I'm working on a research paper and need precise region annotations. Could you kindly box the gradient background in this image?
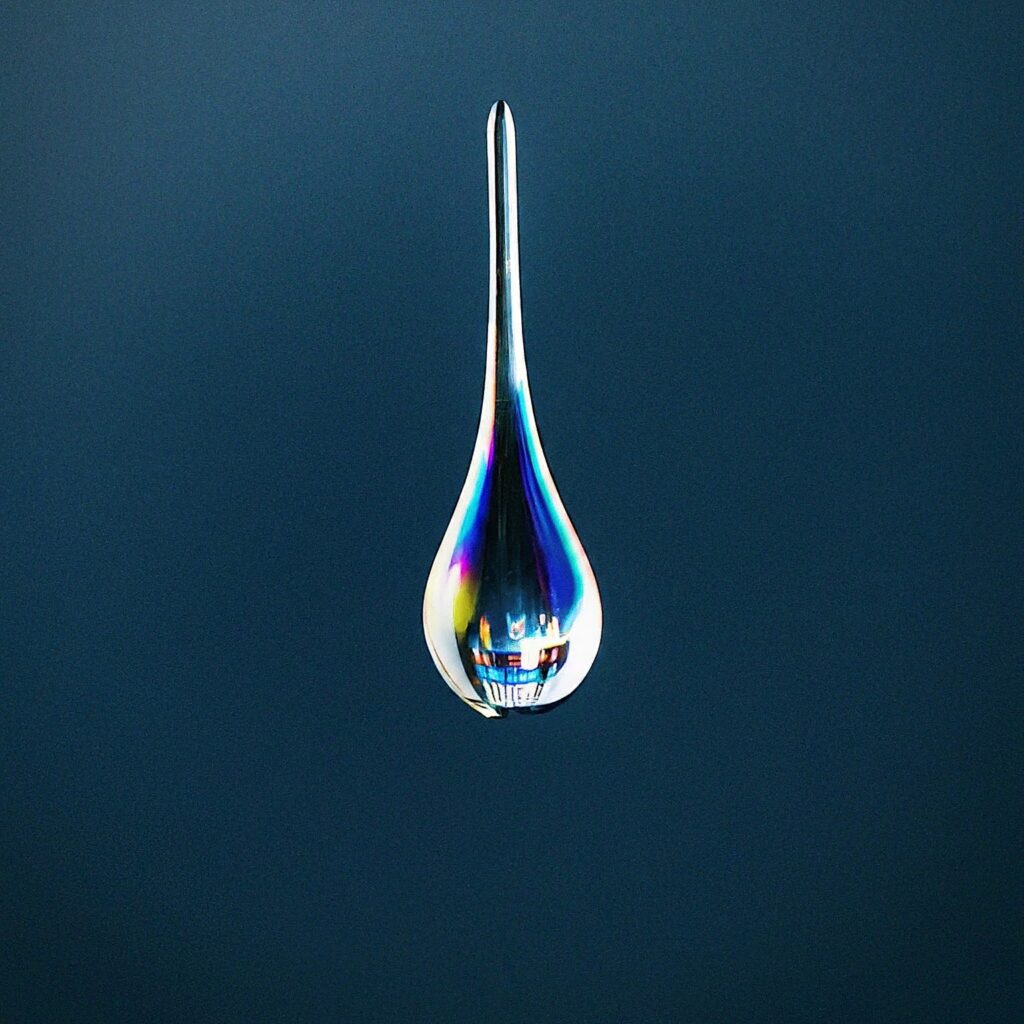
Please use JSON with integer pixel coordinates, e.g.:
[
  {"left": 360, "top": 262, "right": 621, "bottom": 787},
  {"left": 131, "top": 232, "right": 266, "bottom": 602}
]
[{"left": 2, "top": 4, "right": 1021, "bottom": 1021}]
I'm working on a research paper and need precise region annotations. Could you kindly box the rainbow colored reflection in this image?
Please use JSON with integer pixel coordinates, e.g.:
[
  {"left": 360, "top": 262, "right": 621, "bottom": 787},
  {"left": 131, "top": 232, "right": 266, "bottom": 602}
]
[{"left": 423, "top": 101, "right": 602, "bottom": 718}]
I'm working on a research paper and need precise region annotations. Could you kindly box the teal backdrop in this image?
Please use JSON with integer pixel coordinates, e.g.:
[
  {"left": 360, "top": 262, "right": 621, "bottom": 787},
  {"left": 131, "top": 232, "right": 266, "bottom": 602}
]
[{"left": 1, "top": 3, "right": 1021, "bottom": 1021}]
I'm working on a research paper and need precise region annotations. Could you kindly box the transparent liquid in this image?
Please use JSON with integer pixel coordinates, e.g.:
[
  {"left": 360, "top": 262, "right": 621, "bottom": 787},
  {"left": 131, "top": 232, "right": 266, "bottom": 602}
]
[{"left": 422, "top": 102, "right": 603, "bottom": 718}]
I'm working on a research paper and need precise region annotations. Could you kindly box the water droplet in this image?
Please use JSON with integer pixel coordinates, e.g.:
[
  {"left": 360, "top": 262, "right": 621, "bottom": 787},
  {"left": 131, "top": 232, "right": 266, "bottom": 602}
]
[{"left": 423, "top": 101, "right": 602, "bottom": 718}]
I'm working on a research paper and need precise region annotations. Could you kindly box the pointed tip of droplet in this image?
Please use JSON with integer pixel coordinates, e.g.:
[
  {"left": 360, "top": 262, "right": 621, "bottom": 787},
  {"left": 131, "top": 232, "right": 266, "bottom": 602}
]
[{"left": 488, "top": 100, "right": 515, "bottom": 131}]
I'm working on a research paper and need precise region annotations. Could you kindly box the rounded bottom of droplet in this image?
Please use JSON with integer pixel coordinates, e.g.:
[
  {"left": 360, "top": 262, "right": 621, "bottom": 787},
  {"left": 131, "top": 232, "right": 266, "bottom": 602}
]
[
  {"left": 463, "top": 686, "right": 581, "bottom": 719},
  {"left": 506, "top": 689, "right": 579, "bottom": 715}
]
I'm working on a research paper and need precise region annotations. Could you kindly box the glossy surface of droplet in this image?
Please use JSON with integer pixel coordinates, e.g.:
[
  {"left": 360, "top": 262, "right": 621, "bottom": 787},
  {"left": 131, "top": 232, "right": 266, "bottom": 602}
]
[{"left": 423, "top": 101, "right": 602, "bottom": 718}]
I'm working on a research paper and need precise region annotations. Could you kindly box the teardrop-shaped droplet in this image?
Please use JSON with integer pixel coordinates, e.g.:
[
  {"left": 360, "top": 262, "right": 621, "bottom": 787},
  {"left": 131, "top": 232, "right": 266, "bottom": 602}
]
[{"left": 423, "top": 101, "right": 602, "bottom": 718}]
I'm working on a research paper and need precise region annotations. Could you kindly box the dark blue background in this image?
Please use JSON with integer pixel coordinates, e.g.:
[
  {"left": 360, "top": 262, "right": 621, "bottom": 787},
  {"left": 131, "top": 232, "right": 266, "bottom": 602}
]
[{"left": 2, "top": 3, "right": 1021, "bottom": 1021}]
